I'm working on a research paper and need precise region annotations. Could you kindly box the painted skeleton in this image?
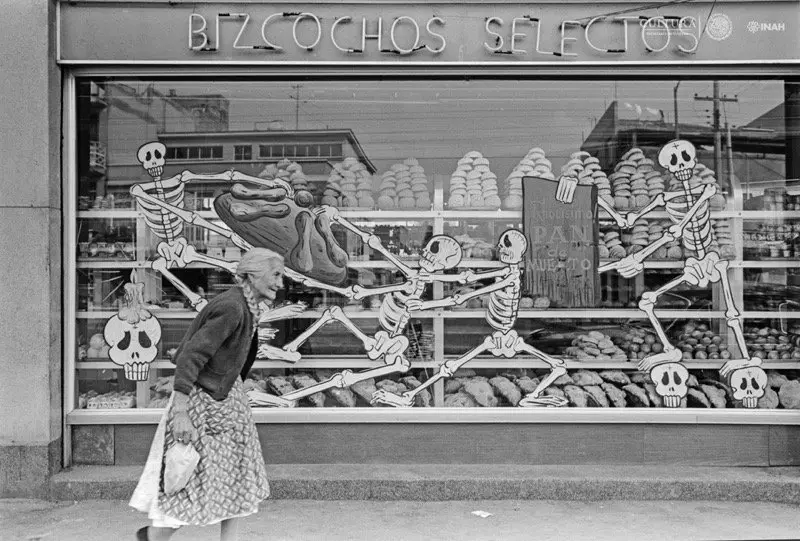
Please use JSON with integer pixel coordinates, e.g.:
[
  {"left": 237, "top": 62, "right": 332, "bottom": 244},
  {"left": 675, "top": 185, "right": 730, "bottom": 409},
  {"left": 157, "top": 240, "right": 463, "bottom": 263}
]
[
  {"left": 372, "top": 229, "right": 568, "bottom": 408},
  {"left": 558, "top": 139, "right": 764, "bottom": 408},
  {"left": 265, "top": 209, "right": 470, "bottom": 404},
  {"left": 131, "top": 141, "right": 338, "bottom": 367}
]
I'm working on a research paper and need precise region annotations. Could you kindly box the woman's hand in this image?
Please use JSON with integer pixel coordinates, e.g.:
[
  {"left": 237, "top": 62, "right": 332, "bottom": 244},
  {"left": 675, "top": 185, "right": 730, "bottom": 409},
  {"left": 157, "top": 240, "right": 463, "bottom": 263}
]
[
  {"left": 173, "top": 411, "right": 197, "bottom": 444},
  {"left": 172, "top": 392, "right": 197, "bottom": 444}
]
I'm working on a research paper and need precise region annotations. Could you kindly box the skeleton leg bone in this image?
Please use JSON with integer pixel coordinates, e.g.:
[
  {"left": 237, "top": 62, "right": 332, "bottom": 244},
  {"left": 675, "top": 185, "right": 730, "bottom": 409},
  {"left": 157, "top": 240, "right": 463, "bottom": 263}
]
[
  {"left": 715, "top": 259, "right": 764, "bottom": 377},
  {"left": 516, "top": 341, "right": 568, "bottom": 407},
  {"left": 283, "top": 305, "right": 374, "bottom": 353},
  {"left": 282, "top": 352, "right": 412, "bottom": 402},
  {"left": 150, "top": 257, "right": 207, "bottom": 310},
  {"left": 372, "top": 336, "right": 496, "bottom": 407},
  {"left": 637, "top": 275, "right": 690, "bottom": 372}
]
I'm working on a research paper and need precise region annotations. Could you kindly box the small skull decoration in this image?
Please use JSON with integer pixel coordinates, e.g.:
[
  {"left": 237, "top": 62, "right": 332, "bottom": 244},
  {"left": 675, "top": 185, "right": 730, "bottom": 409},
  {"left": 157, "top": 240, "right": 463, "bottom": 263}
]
[
  {"left": 728, "top": 367, "right": 767, "bottom": 409},
  {"left": 419, "top": 235, "right": 463, "bottom": 272},
  {"left": 137, "top": 141, "right": 166, "bottom": 178},
  {"left": 497, "top": 229, "right": 528, "bottom": 264},
  {"left": 658, "top": 139, "right": 696, "bottom": 182},
  {"left": 651, "top": 362, "right": 689, "bottom": 408},
  {"left": 103, "top": 273, "right": 162, "bottom": 381}
]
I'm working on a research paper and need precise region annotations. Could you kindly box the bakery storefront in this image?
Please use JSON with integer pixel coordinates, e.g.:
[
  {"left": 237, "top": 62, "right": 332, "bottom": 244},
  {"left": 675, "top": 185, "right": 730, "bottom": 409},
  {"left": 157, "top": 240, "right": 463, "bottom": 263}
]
[{"left": 59, "top": 1, "right": 800, "bottom": 467}]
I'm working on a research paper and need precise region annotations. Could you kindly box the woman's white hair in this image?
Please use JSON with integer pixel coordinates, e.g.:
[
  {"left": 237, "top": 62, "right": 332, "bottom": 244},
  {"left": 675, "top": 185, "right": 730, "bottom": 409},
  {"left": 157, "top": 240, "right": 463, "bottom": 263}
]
[
  {"left": 235, "top": 247, "right": 284, "bottom": 278},
  {"left": 234, "top": 248, "right": 285, "bottom": 326}
]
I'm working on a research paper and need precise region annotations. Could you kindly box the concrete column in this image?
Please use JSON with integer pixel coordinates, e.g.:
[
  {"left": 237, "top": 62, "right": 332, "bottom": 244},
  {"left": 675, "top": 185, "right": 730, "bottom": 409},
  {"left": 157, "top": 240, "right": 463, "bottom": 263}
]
[{"left": 0, "top": 0, "right": 62, "bottom": 498}]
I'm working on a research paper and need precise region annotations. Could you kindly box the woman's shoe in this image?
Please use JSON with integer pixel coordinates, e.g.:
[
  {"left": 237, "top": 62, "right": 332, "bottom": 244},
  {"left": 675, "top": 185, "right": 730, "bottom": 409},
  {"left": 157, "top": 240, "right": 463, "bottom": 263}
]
[{"left": 136, "top": 526, "right": 149, "bottom": 541}]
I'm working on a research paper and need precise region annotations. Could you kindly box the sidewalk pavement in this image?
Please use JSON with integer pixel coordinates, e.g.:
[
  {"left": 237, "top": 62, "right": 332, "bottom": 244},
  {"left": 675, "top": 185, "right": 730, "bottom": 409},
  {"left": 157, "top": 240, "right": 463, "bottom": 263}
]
[{"left": 2, "top": 498, "right": 800, "bottom": 541}]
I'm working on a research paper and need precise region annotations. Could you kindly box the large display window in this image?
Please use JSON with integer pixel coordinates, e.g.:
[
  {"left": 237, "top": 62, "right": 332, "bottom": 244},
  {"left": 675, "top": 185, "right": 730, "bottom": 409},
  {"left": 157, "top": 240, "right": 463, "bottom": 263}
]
[{"left": 66, "top": 77, "right": 800, "bottom": 419}]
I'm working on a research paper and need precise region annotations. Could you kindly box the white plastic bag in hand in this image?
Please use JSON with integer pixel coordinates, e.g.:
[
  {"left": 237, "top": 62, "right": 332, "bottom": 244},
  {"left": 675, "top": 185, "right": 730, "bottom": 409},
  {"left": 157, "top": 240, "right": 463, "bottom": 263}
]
[{"left": 164, "top": 442, "right": 200, "bottom": 494}]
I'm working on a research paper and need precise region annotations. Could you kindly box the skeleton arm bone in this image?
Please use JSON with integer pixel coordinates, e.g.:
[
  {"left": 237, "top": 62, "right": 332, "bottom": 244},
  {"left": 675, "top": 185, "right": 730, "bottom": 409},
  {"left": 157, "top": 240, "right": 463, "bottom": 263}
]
[
  {"left": 284, "top": 268, "right": 355, "bottom": 298},
  {"left": 454, "top": 268, "right": 511, "bottom": 284},
  {"left": 131, "top": 184, "right": 246, "bottom": 240},
  {"left": 597, "top": 197, "right": 631, "bottom": 229},
  {"left": 624, "top": 193, "right": 666, "bottom": 224},
  {"left": 411, "top": 275, "right": 516, "bottom": 310},
  {"left": 179, "top": 170, "right": 236, "bottom": 184},
  {"left": 350, "top": 283, "right": 413, "bottom": 300},
  {"left": 229, "top": 171, "right": 294, "bottom": 196},
  {"left": 318, "top": 207, "right": 414, "bottom": 276},
  {"left": 598, "top": 230, "right": 675, "bottom": 276}
]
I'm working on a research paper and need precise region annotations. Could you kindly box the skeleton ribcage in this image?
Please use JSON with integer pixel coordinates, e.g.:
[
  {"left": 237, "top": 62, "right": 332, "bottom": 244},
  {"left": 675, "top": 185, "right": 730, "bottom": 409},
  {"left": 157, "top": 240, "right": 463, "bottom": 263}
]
[
  {"left": 486, "top": 283, "right": 520, "bottom": 332},
  {"left": 665, "top": 197, "right": 712, "bottom": 255},
  {"left": 136, "top": 184, "right": 185, "bottom": 240}
]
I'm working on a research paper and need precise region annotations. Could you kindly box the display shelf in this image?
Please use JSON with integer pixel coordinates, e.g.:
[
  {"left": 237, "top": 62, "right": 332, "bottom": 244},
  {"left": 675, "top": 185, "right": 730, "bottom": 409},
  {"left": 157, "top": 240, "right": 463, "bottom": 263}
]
[
  {"left": 76, "top": 308, "right": 439, "bottom": 319},
  {"left": 74, "top": 258, "right": 800, "bottom": 270},
  {"left": 78, "top": 210, "right": 139, "bottom": 219},
  {"left": 445, "top": 358, "right": 800, "bottom": 370},
  {"left": 441, "top": 309, "right": 728, "bottom": 319},
  {"left": 77, "top": 360, "right": 176, "bottom": 370},
  {"left": 66, "top": 407, "right": 800, "bottom": 426},
  {"left": 76, "top": 357, "right": 439, "bottom": 370},
  {"left": 743, "top": 311, "right": 800, "bottom": 319},
  {"left": 734, "top": 260, "right": 800, "bottom": 268},
  {"left": 76, "top": 208, "right": 800, "bottom": 222}
]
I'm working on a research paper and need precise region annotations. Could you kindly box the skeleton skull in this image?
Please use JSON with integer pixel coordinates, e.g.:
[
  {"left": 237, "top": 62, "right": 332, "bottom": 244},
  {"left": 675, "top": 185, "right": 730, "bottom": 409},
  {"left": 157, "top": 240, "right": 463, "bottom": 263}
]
[
  {"left": 419, "top": 235, "right": 463, "bottom": 272},
  {"left": 497, "top": 229, "right": 528, "bottom": 264},
  {"left": 729, "top": 367, "right": 767, "bottom": 409},
  {"left": 137, "top": 141, "right": 166, "bottom": 178},
  {"left": 658, "top": 139, "right": 696, "bottom": 182},
  {"left": 104, "top": 314, "right": 162, "bottom": 381},
  {"left": 650, "top": 362, "right": 688, "bottom": 408}
]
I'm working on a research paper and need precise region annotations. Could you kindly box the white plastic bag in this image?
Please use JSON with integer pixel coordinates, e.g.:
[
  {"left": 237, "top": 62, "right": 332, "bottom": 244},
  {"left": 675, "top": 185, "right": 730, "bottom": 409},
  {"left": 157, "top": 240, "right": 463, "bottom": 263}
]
[{"left": 163, "top": 442, "right": 200, "bottom": 494}]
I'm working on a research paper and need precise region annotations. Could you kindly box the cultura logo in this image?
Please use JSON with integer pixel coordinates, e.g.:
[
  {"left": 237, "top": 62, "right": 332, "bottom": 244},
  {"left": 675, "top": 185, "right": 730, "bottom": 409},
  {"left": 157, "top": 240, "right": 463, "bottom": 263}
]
[
  {"left": 747, "top": 20, "right": 760, "bottom": 33},
  {"left": 705, "top": 13, "right": 733, "bottom": 41}
]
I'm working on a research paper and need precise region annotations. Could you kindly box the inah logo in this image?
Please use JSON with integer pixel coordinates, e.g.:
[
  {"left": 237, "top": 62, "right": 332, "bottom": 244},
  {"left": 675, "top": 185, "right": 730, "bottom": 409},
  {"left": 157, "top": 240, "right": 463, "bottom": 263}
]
[
  {"left": 746, "top": 20, "right": 786, "bottom": 33},
  {"left": 706, "top": 13, "right": 733, "bottom": 41}
]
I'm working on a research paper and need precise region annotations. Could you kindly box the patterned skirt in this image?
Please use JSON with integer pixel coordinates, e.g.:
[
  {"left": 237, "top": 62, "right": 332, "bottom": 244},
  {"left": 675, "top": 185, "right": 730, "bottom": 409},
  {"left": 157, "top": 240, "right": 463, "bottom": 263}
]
[{"left": 130, "top": 379, "right": 270, "bottom": 527}]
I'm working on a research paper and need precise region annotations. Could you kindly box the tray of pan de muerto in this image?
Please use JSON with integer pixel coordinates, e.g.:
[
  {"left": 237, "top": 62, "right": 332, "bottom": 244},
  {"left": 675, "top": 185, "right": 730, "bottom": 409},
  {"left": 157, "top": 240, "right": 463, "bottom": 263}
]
[{"left": 214, "top": 183, "right": 349, "bottom": 286}]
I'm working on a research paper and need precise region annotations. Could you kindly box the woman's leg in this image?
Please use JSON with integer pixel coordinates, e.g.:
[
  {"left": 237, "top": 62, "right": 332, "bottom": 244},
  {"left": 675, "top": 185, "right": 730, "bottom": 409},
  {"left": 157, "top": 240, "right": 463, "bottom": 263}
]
[
  {"left": 220, "top": 517, "right": 240, "bottom": 541},
  {"left": 146, "top": 526, "right": 180, "bottom": 541}
]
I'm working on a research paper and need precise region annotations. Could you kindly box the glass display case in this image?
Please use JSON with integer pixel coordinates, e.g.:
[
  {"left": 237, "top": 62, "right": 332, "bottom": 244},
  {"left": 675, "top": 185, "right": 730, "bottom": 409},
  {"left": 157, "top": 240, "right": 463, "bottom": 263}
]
[{"left": 68, "top": 77, "right": 800, "bottom": 417}]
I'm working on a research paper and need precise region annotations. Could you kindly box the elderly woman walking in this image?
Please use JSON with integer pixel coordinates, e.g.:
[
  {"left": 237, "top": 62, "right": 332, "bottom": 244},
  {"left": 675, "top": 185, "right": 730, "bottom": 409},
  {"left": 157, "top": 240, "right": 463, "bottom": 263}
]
[{"left": 130, "top": 248, "right": 298, "bottom": 541}]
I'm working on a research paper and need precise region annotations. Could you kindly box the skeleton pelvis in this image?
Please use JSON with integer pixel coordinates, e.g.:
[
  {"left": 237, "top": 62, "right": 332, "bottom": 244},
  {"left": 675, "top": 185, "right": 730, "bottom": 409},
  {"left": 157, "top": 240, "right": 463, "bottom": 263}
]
[
  {"left": 215, "top": 191, "right": 349, "bottom": 285},
  {"left": 683, "top": 252, "right": 721, "bottom": 287}
]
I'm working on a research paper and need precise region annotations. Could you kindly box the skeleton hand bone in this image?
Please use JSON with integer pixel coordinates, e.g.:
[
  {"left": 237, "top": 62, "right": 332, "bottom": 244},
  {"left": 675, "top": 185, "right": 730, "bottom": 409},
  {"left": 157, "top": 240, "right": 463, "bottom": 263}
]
[
  {"left": 518, "top": 394, "right": 569, "bottom": 407},
  {"left": 246, "top": 389, "right": 296, "bottom": 408},
  {"left": 457, "top": 270, "right": 478, "bottom": 284},
  {"left": 258, "top": 345, "right": 301, "bottom": 363},
  {"left": 406, "top": 298, "right": 444, "bottom": 311},
  {"left": 637, "top": 348, "right": 682, "bottom": 372},
  {"left": 365, "top": 331, "right": 408, "bottom": 361},
  {"left": 313, "top": 204, "right": 339, "bottom": 222},
  {"left": 370, "top": 390, "right": 414, "bottom": 408},
  {"left": 262, "top": 302, "right": 307, "bottom": 322},
  {"left": 555, "top": 175, "right": 578, "bottom": 203},
  {"left": 601, "top": 252, "right": 645, "bottom": 278},
  {"left": 720, "top": 356, "right": 763, "bottom": 378}
]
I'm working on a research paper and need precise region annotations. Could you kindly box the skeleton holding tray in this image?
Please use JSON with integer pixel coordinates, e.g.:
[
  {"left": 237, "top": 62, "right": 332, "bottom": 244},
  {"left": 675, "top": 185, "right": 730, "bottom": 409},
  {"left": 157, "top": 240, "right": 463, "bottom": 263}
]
[{"left": 556, "top": 139, "right": 767, "bottom": 408}]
